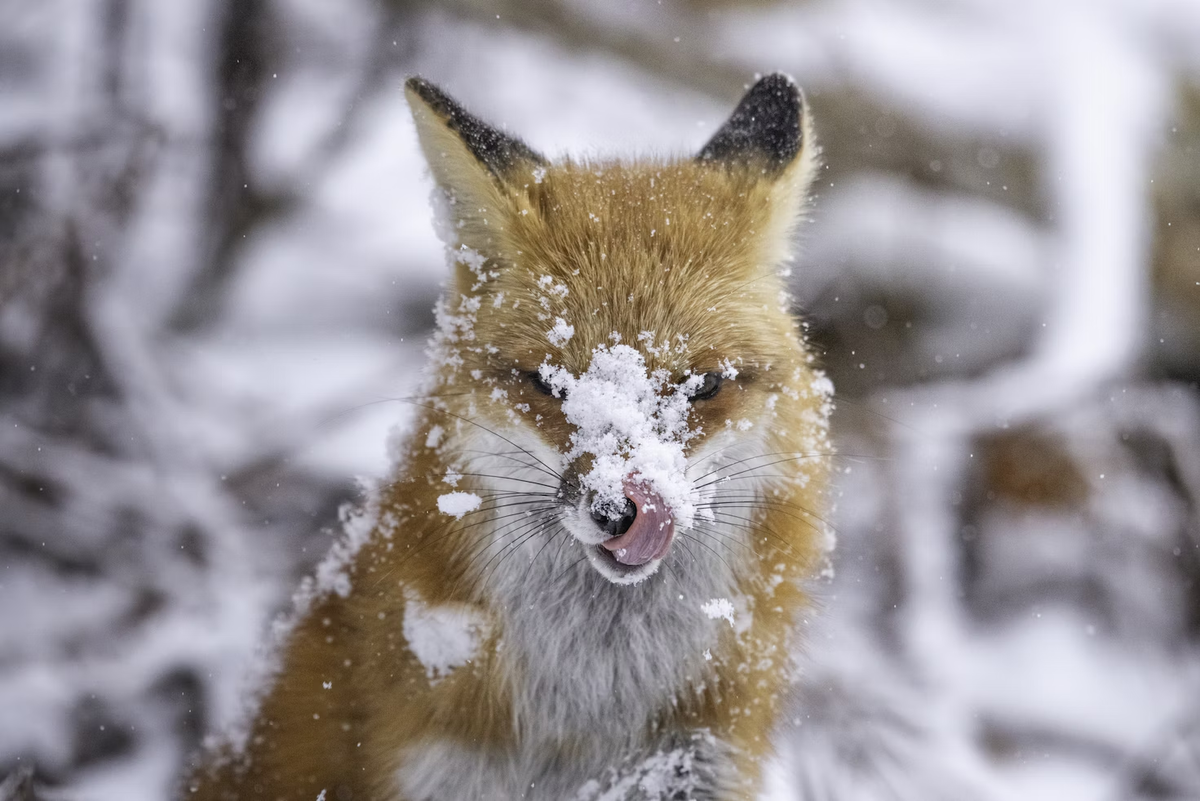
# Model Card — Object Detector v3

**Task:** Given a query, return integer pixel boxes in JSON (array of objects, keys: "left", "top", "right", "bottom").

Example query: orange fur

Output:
[{"left": 183, "top": 74, "right": 831, "bottom": 801}]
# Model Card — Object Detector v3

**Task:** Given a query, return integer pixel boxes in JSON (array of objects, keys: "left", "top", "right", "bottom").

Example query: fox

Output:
[{"left": 182, "top": 72, "right": 833, "bottom": 801}]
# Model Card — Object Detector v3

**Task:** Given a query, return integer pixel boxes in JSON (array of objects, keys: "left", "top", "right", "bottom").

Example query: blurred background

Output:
[{"left": 2, "top": 0, "right": 1200, "bottom": 798}]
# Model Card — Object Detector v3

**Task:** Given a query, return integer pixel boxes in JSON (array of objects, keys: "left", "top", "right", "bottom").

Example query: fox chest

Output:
[{"left": 392, "top": 555, "right": 741, "bottom": 800}]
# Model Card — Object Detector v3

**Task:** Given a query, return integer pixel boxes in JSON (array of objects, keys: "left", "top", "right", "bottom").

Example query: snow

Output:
[
  {"left": 546, "top": 317, "right": 575, "bottom": 346},
  {"left": 436, "top": 491, "right": 482, "bottom": 519},
  {"left": 701, "top": 598, "right": 736, "bottom": 628},
  {"left": 542, "top": 344, "right": 700, "bottom": 524},
  {"left": 574, "top": 736, "right": 715, "bottom": 801},
  {"left": 401, "top": 590, "right": 489, "bottom": 681},
  {"left": 424, "top": 425, "right": 444, "bottom": 449}
]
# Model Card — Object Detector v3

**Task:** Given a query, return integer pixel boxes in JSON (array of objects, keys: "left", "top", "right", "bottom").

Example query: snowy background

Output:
[{"left": 2, "top": 0, "right": 1200, "bottom": 798}]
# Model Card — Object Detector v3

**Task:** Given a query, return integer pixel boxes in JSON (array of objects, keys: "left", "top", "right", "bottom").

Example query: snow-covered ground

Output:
[{"left": 2, "top": 0, "right": 1200, "bottom": 798}]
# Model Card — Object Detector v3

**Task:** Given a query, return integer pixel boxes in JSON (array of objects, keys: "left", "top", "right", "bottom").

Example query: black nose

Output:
[{"left": 591, "top": 497, "right": 637, "bottom": 538}]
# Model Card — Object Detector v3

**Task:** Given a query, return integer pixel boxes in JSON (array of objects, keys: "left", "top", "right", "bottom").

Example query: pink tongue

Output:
[{"left": 600, "top": 480, "right": 675, "bottom": 566}]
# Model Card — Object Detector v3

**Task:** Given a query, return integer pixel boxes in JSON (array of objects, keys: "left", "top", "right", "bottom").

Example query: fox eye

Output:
[
  {"left": 528, "top": 371, "right": 562, "bottom": 398},
  {"left": 689, "top": 372, "right": 723, "bottom": 402}
]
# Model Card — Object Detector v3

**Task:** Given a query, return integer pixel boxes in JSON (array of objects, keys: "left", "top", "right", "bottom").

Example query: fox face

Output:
[{"left": 407, "top": 75, "right": 826, "bottom": 587}]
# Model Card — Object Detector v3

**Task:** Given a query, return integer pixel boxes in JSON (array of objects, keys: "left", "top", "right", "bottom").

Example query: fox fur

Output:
[{"left": 183, "top": 73, "right": 832, "bottom": 801}]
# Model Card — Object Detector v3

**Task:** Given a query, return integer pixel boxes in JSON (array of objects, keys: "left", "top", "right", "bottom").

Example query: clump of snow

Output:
[
  {"left": 536, "top": 274, "right": 569, "bottom": 297},
  {"left": 811, "top": 372, "right": 835, "bottom": 402},
  {"left": 455, "top": 244, "right": 491, "bottom": 283},
  {"left": 701, "top": 598, "right": 736, "bottom": 627},
  {"left": 547, "top": 317, "right": 574, "bottom": 346},
  {"left": 574, "top": 735, "right": 716, "bottom": 800},
  {"left": 541, "top": 344, "right": 702, "bottom": 523},
  {"left": 635, "top": 330, "right": 689, "bottom": 358},
  {"left": 424, "top": 425, "right": 444, "bottom": 449},
  {"left": 402, "top": 589, "right": 489, "bottom": 681},
  {"left": 437, "top": 491, "right": 481, "bottom": 518}
]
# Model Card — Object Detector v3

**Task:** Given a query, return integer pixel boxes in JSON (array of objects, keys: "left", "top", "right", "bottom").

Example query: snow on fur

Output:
[
  {"left": 701, "top": 598, "right": 736, "bottom": 628},
  {"left": 437, "top": 491, "right": 482, "bottom": 518},
  {"left": 402, "top": 589, "right": 489, "bottom": 681},
  {"left": 573, "top": 732, "right": 720, "bottom": 800},
  {"left": 547, "top": 317, "right": 575, "bottom": 346},
  {"left": 540, "top": 344, "right": 702, "bottom": 524}
]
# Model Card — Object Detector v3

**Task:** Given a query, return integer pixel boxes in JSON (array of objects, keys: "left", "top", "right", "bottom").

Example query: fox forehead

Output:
[{"left": 474, "top": 160, "right": 796, "bottom": 375}]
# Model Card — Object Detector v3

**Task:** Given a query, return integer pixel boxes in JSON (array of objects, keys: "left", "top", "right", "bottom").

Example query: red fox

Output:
[{"left": 183, "top": 72, "right": 832, "bottom": 801}]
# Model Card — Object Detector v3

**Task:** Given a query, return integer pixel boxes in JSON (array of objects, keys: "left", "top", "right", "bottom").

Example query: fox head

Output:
[{"left": 406, "top": 75, "right": 829, "bottom": 586}]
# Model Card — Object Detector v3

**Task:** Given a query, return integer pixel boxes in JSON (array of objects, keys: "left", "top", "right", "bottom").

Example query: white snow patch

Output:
[
  {"left": 537, "top": 274, "right": 569, "bottom": 297},
  {"left": 437, "top": 491, "right": 481, "bottom": 518},
  {"left": 574, "top": 735, "right": 716, "bottom": 800},
  {"left": 811, "top": 372, "right": 835, "bottom": 401},
  {"left": 401, "top": 589, "right": 489, "bottom": 681},
  {"left": 455, "top": 244, "right": 487, "bottom": 273},
  {"left": 547, "top": 317, "right": 575, "bottom": 346},
  {"left": 424, "top": 425, "right": 444, "bottom": 449},
  {"left": 541, "top": 344, "right": 701, "bottom": 524},
  {"left": 701, "top": 598, "right": 736, "bottom": 628}
]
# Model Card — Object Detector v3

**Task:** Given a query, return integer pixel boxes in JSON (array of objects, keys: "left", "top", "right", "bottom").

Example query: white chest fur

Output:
[{"left": 394, "top": 527, "right": 746, "bottom": 800}]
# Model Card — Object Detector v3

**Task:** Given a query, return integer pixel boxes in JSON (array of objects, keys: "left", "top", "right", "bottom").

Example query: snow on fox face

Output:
[{"left": 539, "top": 343, "right": 706, "bottom": 583}]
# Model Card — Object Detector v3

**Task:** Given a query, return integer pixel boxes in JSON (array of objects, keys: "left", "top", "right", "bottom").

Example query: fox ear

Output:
[
  {"left": 699, "top": 73, "right": 818, "bottom": 268},
  {"left": 405, "top": 77, "right": 546, "bottom": 251},
  {"left": 698, "top": 73, "right": 809, "bottom": 175}
]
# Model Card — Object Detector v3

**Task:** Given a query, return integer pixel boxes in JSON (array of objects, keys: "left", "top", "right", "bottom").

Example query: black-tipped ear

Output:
[
  {"left": 405, "top": 76, "right": 547, "bottom": 180},
  {"left": 697, "top": 73, "right": 804, "bottom": 172}
]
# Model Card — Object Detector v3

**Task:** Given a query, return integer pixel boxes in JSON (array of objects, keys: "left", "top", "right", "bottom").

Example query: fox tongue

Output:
[{"left": 600, "top": 483, "right": 675, "bottom": 566}]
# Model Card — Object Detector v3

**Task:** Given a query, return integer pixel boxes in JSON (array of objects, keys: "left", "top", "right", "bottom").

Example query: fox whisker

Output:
[
  {"left": 373, "top": 500, "right": 563, "bottom": 589},
  {"left": 687, "top": 447, "right": 829, "bottom": 480},
  {"left": 451, "top": 510, "right": 565, "bottom": 598},
  {"left": 696, "top": 493, "right": 840, "bottom": 538},
  {"left": 692, "top": 513, "right": 812, "bottom": 562},
  {"left": 477, "top": 513, "right": 566, "bottom": 592},
  {"left": 388, "top": 398, "right": 564, "bottom": 481},
  {"left": 461, "top": 448, "right": 564, "bottom": 479},
  {"left": 448, "top": 471, "right": 561, "bottom": 492},
  {"left": 691, "top": 452, "right": 829, "bottom": 489}
]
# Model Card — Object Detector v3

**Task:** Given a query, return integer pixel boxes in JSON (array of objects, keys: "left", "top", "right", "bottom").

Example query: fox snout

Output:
[
  {"left": 541, "top": 344, "right": 700, "bottom": 584},
  {"left": 597, "top": 480, "right": 675, "bottom": 566},
  {"left": 578, "top": 474, "right": 676, "bottom": 564},
  {"left": 563, "top": 468, "right": 680, "bottom": 584}
]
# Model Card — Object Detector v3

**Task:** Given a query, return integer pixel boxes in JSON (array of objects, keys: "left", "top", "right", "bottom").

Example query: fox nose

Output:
[{"left": 590, "top": 497, "right": 637, "bottom": 538}]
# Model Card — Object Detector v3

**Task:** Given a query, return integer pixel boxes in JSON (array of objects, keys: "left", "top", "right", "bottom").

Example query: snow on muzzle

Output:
[
  {"left": 540, "top": 343, "right": 701, "bottom": 570},
  {"left": 599, "top": 478, "right": 675, "bottom": 566}
]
